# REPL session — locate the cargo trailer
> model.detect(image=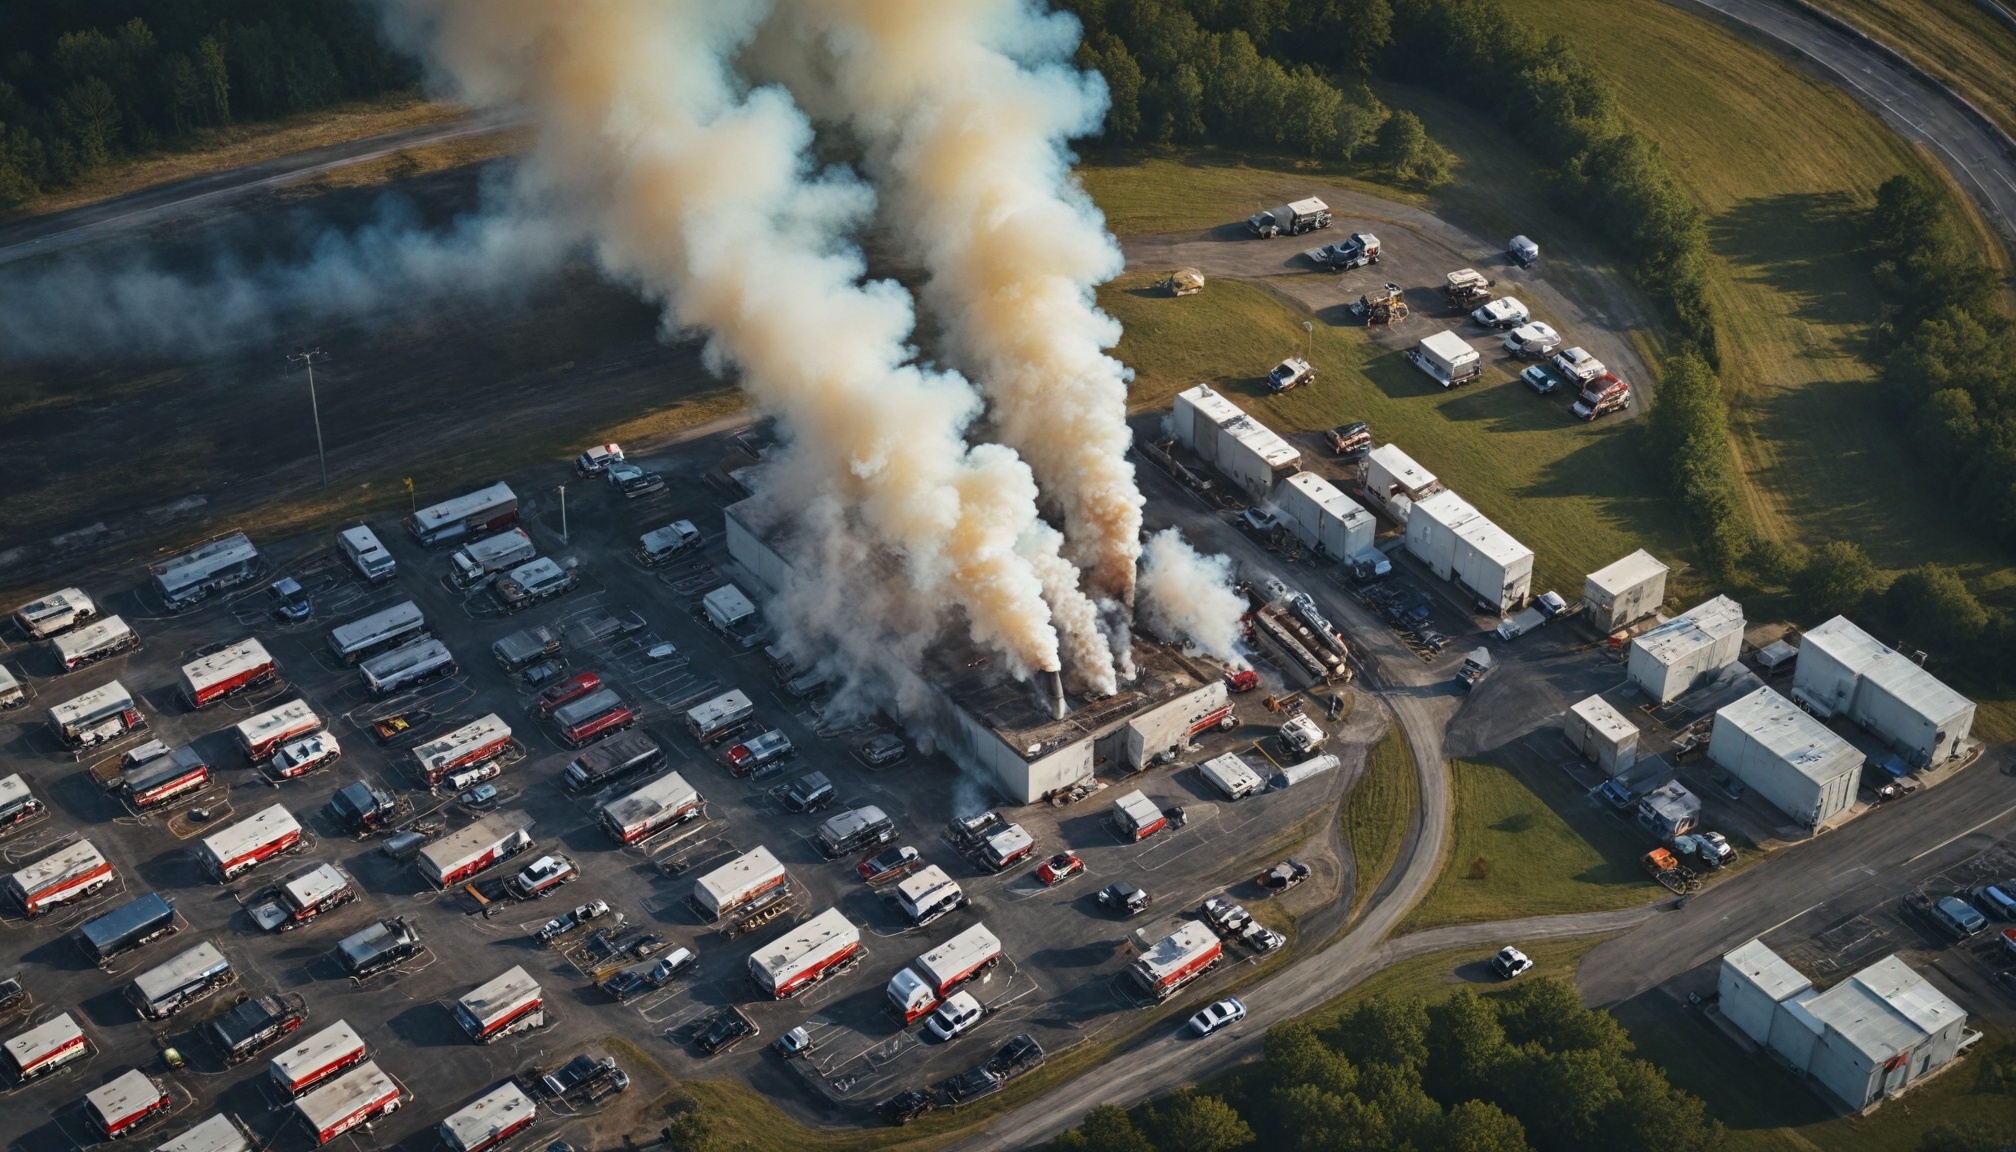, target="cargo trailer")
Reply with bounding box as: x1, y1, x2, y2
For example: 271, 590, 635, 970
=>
1168, 385, 1299, 499
247, 863, 353, 931
3, 1013, 88, 1080
50, 681, 144, 750
294, 1061, 401, 1145
178, 639, 276, 708
0, 773, 44, 830
1450, 517, 1534, 614
886, 923, 1002, 1022
326, 602, 426, 665
701, 584, 758, 635
977, 823, 1034, 871
208, 993, 306, 1064
1411, 330, 1482, 387
153, 1114, 250, 1152
151, 533, 260, 610
1111, 790, 1165, 841
1362, 442, 1441, 524
408, 482, 519, 547
197, 805, 301, 881
1131, 921, 1222, 1000
418, 811, 534, 888
550, 689, 632, 748
748, 908, 861, 998
1275, 473, 1374, 562
690, 845, 788, 921
76, 892, 178, 963
563, 731, 663, 792
455, 966, 543, 1042
130, 942, 234, 1019
334, 919, 423, 978
337, 525, 396, 584
269, 1020, 367, 1097
599, 772, 703, 845
893, 866, 965, 926
412, 715, 512, 786
1403, 490, 1483, 579
12, 587, 96, 639
1199, 752, 1266, 800
359, 638, 456, 696
686, 690, 755, 744
121, 747, 209, 810
448, 529, 536, 588
86, 1068, 171, 1137
233, 701, 321, 763
51, 615, 140, 672
440, 1083, 537, 1152
9, 839, 115, 916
